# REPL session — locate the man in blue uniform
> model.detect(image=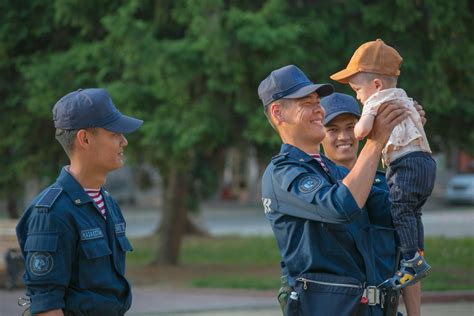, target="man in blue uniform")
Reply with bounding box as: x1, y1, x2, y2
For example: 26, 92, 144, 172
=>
321, 93, 424, 316
259, 65, 409, 315
16, 88, 143, 315
321, 92, 397, 283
